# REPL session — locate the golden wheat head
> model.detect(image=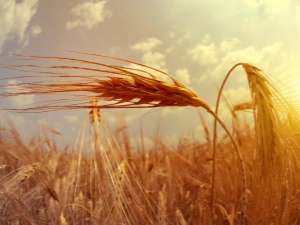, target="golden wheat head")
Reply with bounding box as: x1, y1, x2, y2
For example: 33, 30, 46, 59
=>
242, 63, 278, 173
1, 53, 209, 112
